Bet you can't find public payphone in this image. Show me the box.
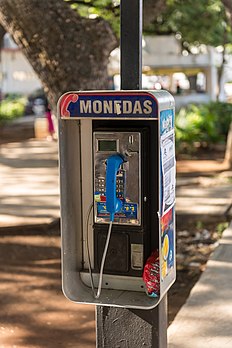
[93,131,141,226]
[58,90,176,309]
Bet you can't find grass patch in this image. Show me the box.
[0,96,26,123]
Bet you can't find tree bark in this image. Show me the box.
[224,122,232,168]
[143,0,167,27]
[0,25,5,45]
[217,44,227,101]
[0,0,118,111]
[222,0,232,13]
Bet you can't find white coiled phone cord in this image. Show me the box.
[86,203,113,299]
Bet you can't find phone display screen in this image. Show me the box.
[98,140,117,152]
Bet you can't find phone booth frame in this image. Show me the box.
[58,89,176,309]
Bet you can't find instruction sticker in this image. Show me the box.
[160,130,175,216]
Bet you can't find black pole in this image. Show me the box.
[120,0,142,90]
[96,1,168,346]
[96,296,168,347]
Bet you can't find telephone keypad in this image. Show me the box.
[95,177,105,193]
[116,171,125,198]
[95,171,125,198]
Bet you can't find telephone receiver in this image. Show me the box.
[105,154,124,222]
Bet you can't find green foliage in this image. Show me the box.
[175,102,232,150]
[66,0,120,36]
[145,0,232,51]
[66,0,232,50]
[216,222,229,237]
[164,0,231,47]
[0,96,26,123]
[196,220,204,230]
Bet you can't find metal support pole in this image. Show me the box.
[96,1,168,346]
[96,295,168,347]
[120,0,142,90]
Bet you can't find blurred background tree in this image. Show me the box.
[0,0,118,110]
[0,0,168,109]
[0,0,231,165]
[0,0,231,106]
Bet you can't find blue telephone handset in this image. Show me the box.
[106,154,124,222]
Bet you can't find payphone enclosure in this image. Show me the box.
[58,90,176,309]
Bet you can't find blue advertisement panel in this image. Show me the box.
[159,109,175,282]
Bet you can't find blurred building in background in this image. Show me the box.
[109,35,230,109]
[0,34,231,109]
[0,33,42,96]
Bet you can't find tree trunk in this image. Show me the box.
[0,0,118,111]
[217,22,227,101]
[0,25,5,45]
[143,0,167,27]
[224,122,232,168]
[222,0,232,15]
[217,46,226,101]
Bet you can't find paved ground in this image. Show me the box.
[0,137,231,347]
[168,222,232,348]
[0,139,231,228]
[0,139,59,227]
[176,177,231,216]
[0,229,95,348]
[0,139,96,348]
